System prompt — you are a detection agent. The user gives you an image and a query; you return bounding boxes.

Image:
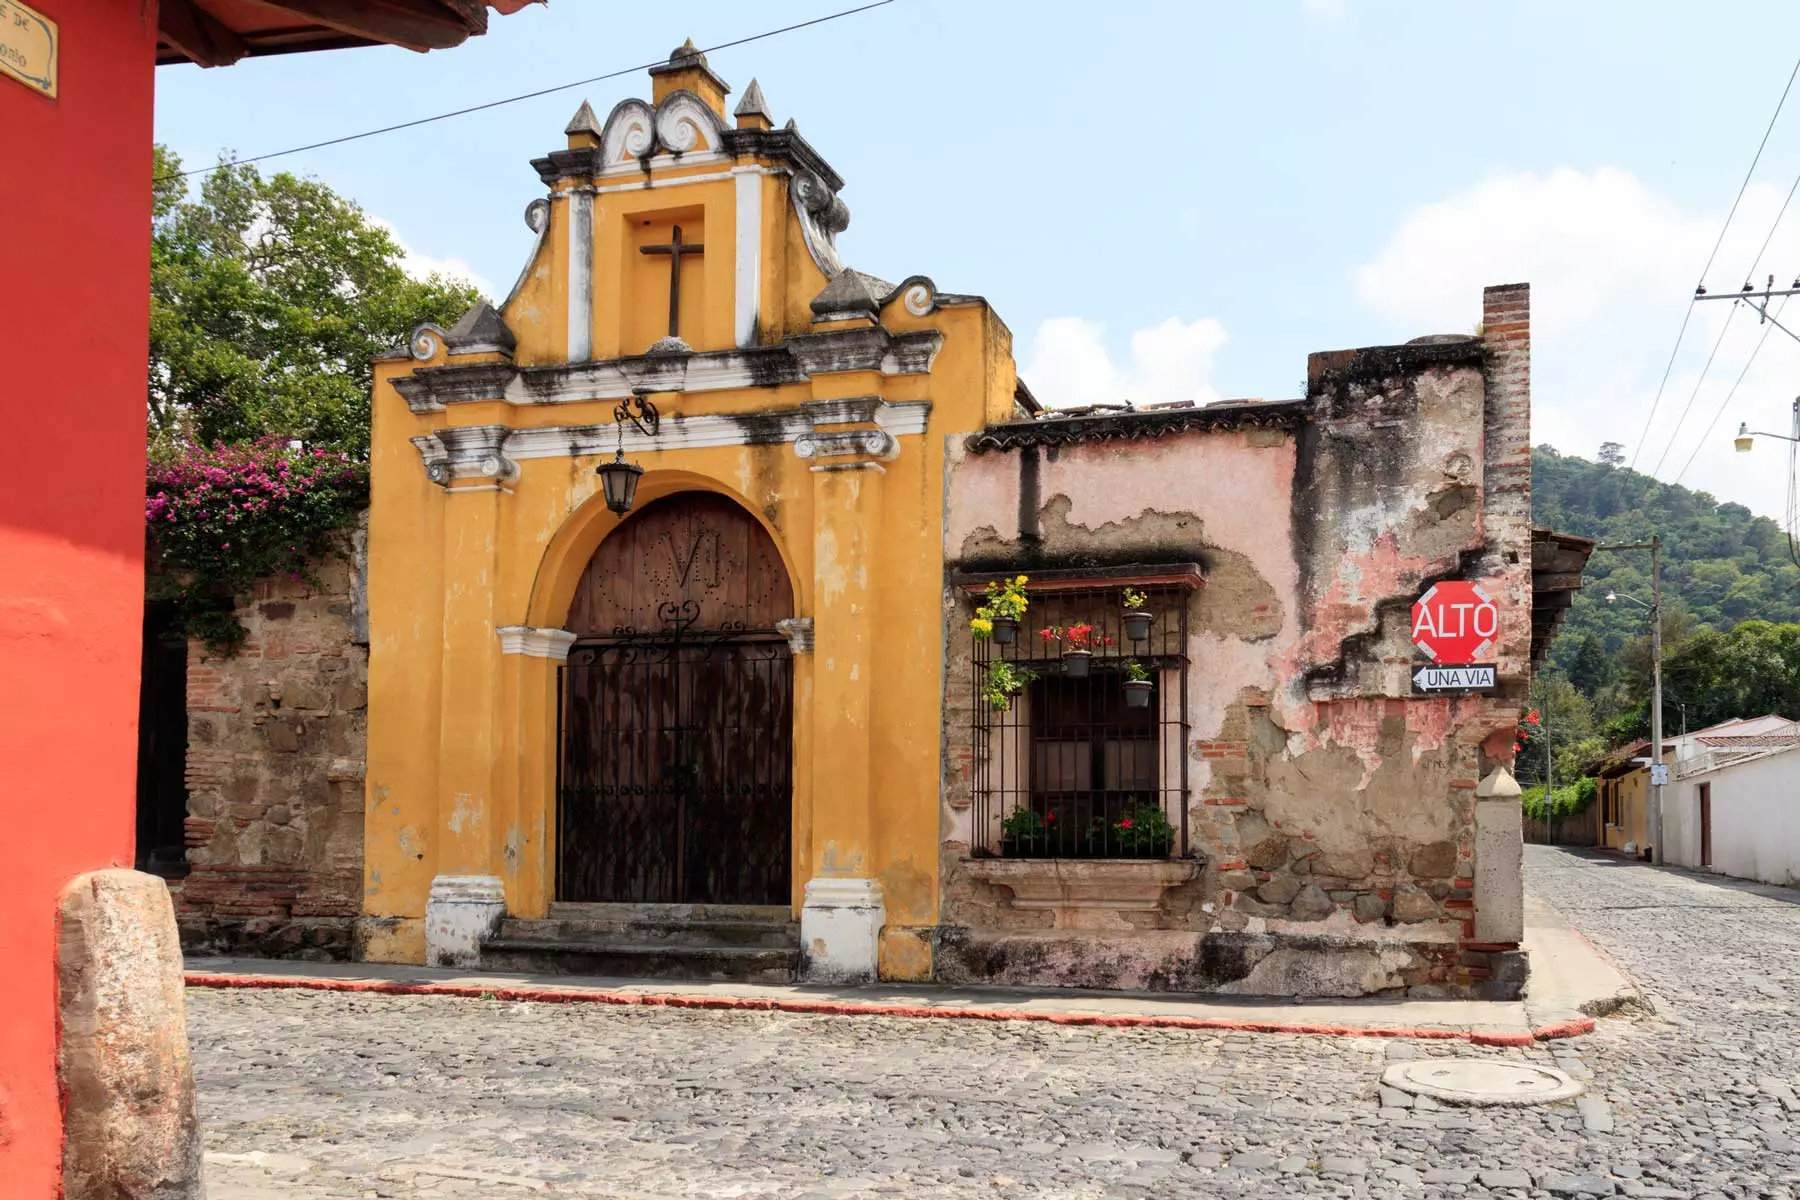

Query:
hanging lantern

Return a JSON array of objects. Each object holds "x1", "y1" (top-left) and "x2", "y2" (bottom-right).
[
  {"x1": 597, "y1": 396, "x2": 659, "y2": 515},
  {"x1": 597, "y1": 448, "x2": 644, "y2": 515}
]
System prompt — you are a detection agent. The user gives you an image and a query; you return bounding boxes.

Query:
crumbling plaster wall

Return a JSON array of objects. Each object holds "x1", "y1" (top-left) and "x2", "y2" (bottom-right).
[
  {"x1": 937, "y1": 303, "x2": 1532, "y2": 997},
  {"x1": 171, "y1": 530, "x2": 368, "y2": 960}
]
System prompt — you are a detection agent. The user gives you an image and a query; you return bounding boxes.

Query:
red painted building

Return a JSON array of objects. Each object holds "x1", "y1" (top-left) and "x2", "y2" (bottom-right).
[{"x1": 0, "y1": 3, "x2": 530, "y2": 1193}]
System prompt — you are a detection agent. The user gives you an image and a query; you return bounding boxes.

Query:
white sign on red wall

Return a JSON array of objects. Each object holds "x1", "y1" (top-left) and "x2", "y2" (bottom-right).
[{"x1": 1411, "y1": 581, "x2": 1499, "y2": 665}]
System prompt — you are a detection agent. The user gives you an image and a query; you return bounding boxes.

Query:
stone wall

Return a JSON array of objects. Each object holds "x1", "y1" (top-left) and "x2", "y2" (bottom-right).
[
  {"x1": 936, "y1": 287, "x2": 1532, "y2": 999},
  {"x1": 171, "y1": 524, "x2": 368, "y2": 960}
]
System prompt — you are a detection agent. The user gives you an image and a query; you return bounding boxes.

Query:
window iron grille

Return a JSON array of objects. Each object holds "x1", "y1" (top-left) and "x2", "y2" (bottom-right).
[{"x1": 969, "y1": 583, "x2": 1190, "y2": 859}]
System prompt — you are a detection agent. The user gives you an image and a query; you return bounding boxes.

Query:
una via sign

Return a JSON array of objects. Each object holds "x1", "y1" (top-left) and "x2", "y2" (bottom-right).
[
  {"x1": 0, "y1": 0, "x2": 56, "y2": 98},
  {"x1": 1413, "y1": 664, "x2": 1496, "y2": 692}
]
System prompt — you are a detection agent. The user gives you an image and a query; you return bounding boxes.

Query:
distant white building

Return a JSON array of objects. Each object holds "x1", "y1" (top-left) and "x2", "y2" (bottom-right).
[
  {"x1": 1661, "y1": 717, "x2": 1800, "y2": 886},
  {"x1": 1593, "y1": 715, "x2": 1800, "y2": 864}
]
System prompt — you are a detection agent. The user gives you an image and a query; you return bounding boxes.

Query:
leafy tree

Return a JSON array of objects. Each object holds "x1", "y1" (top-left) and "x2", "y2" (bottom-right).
[
  {"x1": 1597, "y1": 441, "x2": 1626, "y2": 467},
  {"x1": 149, "y1": 145, "x2": 481, "y2": 455},
  {"x1": 1515, "y1": 672, "x2": 1602, "y2": 787},
  {"x1": 1655, "y1": 620, "x2": 1800, "y2": 731},
  {"x1": 1535, "y1": 445, "x2": 1800, "y2": 685},
  {"x1": 1566, "y1": 634, "x2": 1613, "y2": 697}
]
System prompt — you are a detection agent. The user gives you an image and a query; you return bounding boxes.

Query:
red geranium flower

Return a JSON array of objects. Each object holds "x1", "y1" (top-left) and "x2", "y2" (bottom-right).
[{"x1": 1120, "y1": 817, "x2": 1134, "y2": 829}]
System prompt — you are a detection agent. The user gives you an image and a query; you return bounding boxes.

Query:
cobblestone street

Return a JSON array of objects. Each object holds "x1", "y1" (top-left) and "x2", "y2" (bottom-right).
[{"x1": 194, "y1": 847, "x2": 1800, "y2": 1199}]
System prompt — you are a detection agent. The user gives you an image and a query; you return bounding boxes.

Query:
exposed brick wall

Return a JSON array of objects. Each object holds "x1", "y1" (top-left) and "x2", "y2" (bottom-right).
[{"x1": 169, "y1": 525, "x2": 367, "y2": 960}]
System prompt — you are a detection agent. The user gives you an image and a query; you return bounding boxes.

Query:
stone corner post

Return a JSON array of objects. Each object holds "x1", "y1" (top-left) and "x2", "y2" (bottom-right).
[
  {"x1": 57, "y1": 868, "x2": 203, "y2": 1199},
  {"x1": 1472, "y1": 764, "x2": 1525, "y2": 946}
]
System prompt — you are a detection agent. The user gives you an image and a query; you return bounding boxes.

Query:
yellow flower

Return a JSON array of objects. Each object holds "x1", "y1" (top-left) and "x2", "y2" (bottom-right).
[{"x1": 970, "y1": 616, "x2": 994, "y2": 638}]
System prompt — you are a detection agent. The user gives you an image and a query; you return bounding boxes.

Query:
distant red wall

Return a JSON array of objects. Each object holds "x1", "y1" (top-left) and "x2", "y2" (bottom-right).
[{"x1": 0, "y1": 2, "x2": 160, "y2": 1193}]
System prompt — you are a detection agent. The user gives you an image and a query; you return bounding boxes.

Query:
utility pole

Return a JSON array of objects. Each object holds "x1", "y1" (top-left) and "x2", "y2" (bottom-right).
[
  {"x1": 1599, "y1": 537, "x2": 1664, "y2": 863},
  {"x1": 1545, "y1": 696, "x2": 1554, "y2": 838},
  {"x1": 1652, "y1": 535, "x2": 1664, "y2": 864}
]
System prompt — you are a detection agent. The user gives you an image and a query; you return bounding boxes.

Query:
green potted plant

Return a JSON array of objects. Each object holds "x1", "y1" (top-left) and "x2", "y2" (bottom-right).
[
  {"x1": 972, "y1": 575, "x2": 1030, "y2": 644},
  {"x1": 982, "y1": 660, "x2": 1035, "y2": 710},
  {"x1": 1039, "y1": 622, "x2": 1106, "y2": 678},
  {"x1": 1109, "y1": 799, "x2": 1175, "y2": 858},
  {"x1": 1121, "y1": 587, "x2": 1152, "y2": 642},
  {"x1": 1122, "y1": 659, "x2": 1152, "y2": 707},
  {"x1": 1000, "y1": 805, "x2": 1058, "y2": 857}
]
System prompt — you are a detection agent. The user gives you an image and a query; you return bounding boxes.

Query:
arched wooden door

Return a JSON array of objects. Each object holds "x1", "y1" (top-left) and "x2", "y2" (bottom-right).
[{"x1": 557, "y1": 492, "x2": 794, "y2": 905}]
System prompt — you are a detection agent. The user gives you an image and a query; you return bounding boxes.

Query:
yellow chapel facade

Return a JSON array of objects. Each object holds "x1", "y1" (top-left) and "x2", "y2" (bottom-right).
[{"x1": 363, "y1": 42, "x2": 1014, "y2": 981}]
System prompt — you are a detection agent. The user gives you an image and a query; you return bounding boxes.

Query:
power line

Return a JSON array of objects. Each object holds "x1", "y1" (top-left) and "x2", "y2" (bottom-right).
[
  {"x1": 1630, "y1": 51, "x2": 1800, "y2": 471},
  {"x1": 1651, "y1": 301, "x2": 1740, "y2": 477},
  {"x1": 1670, "y1": 297, "x2": 1786, "y2": 486},
  {"x1": 1661, "y1": 163, "x2": 1800, "y2": 482},
  {"x1": 156, "y1": 0, "x2": 897, "y2": 183}
]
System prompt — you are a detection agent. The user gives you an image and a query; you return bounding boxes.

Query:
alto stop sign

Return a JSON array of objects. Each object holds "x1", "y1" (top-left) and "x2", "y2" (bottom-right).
[{"x1": 1411, "y1": 581, "x2": 1499, "y2": 664}]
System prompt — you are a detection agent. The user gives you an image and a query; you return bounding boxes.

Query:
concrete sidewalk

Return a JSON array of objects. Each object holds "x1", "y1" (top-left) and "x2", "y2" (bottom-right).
[{"x1": 185, "y1": 897, "x2": 1639, "y2": 1045}]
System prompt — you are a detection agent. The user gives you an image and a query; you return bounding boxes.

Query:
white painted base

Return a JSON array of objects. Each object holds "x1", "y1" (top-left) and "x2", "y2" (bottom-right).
[
  {"x1": 425, "y1": 875, "x2": 506, "y2": 968},
  {"x1": 800, "y1": 877, "x2": 885, "y2": 984}
]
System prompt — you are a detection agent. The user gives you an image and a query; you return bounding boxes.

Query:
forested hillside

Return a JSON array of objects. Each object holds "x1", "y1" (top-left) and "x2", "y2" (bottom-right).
[{"x1": 1522, "y1": 444, "x2": 1800, "y2": 784}]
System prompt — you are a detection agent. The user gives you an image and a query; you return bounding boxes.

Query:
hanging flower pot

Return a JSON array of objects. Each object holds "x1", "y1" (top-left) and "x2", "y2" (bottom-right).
[
  {"x1": 1121, "y1": 587, "x2": 1152, "y2": 642},
  {"x1": 1122, "y1": 659, "x2": 1152, "y2": 708},
  {"x1": 1062, "y1": 648, "x2": 1092, "y2": 678},
  {"x1": 990, "y1": 616, "x2": 1018, "y2": 644},
  {"x1": 982, "y1": 660, "x2": 1034, "y2": 710}
]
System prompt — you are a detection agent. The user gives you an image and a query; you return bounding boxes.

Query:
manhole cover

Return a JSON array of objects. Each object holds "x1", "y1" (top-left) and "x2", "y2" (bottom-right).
[{"x1": 1382, "y1": 1059, "x2": 1583, "y2": 1107}]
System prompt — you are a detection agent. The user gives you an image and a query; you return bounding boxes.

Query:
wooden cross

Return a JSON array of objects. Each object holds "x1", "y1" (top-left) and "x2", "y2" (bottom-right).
[{"x1": 639, "y1": 225, "x2": 704, "y2": 339}]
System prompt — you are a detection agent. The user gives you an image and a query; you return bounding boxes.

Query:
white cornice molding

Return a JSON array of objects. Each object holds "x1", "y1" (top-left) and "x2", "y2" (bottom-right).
[
  {"x1": 411, "y1": 399, "x2": 930, "y2": 482},
  {"x1": 496, "y1": 626, "x2": 578, "y2": 660},
  {"x1": 389, "y1": 328, "x2": 944, "y2": 414}
]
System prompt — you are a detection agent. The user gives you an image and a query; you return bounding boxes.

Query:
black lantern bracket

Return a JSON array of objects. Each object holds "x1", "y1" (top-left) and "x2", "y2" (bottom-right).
[{"x1": 616, "y1": 394, "x2": 661, "y2": 438}]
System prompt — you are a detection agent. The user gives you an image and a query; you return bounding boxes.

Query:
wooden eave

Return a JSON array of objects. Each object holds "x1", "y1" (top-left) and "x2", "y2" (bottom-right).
[
  {"x1": 156, "y1": 0, "x2": 538, "y2": 67},
  {"x1": 1531, "y1": 526, "x2": 1596, "y2": 667}
]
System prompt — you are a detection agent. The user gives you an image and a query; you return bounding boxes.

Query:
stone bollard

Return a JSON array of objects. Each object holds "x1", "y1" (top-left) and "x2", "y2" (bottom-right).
[{"x1": 57, "y1": 869, "x2": 203, "y2": 1199}]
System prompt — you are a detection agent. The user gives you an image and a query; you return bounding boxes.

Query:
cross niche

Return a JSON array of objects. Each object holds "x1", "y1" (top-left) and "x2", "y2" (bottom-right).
[{"x1": 639, "y1": 222, "x2": 705, "y2": 342}]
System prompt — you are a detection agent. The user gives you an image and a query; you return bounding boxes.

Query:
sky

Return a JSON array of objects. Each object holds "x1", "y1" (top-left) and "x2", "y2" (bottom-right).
[{"x1": 154, "y1": 0, "x2": 1800, "y2": 522}]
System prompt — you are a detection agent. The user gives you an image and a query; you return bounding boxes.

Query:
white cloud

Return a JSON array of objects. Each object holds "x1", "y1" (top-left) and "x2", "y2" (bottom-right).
[
  {"x1": 1022, "y1": 316, "x2": 1230, "y2": 410},
  {"x1": 1354, "y1": 166, "x2": 1800, "y2": 521},
  {"x1": 1302, "y1": 0, "x2": 1346, "y2": 20},
  {"x1": 370, "y1": 216, "x2": 496, "y2": 298}
]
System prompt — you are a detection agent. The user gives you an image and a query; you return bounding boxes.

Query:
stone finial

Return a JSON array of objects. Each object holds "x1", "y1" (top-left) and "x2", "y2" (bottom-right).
[
  {"x1": 810, "y1": 268, "x2": 889, "y2": 324},
  {"x1": 649, "y1": 35, "x2": 731, "y2": 117},
  {"x1": 565, "y1": 99, "x2": 602, "y2": 148},
  {"x1": 1474, "y1": 764, "x2": 1522, "y2": 800},
  {"x1": 734, "y1": 77, "x2": 772, "y2": 130},
  {"x1": 443, "y1": 301, "x2": 517, "y2": 357}
]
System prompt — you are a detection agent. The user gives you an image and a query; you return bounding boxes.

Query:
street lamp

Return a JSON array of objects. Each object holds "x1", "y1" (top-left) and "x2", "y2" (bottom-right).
[
  {"x1": 1594, "y1": 537, "x2": 1664, "y2": 863},
  {"x1": 1733, "y1": 397, "x2": 1800, "y2": 453}
]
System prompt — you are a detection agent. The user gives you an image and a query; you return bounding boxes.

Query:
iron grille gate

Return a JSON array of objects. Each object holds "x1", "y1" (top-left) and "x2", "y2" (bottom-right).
[{"x1": 556, "y1": 607, "x2": 793, "y2": 905}]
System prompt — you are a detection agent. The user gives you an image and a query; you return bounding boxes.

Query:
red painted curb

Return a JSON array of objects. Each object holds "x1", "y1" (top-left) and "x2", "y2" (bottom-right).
[{"x1": 183, "y1": 972, "x2": 1596, "y2": 1043}]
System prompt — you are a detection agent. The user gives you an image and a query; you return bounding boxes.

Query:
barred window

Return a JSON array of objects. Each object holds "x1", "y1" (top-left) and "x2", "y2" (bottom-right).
[{"x1": 966, "y1": 574, "x2": 1194, "y2": 859}]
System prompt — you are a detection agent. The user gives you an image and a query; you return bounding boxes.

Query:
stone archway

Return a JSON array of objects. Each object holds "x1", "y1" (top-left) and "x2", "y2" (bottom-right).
[{"x1": 556, "y1": 492, "x2": 795, "y2": 904}]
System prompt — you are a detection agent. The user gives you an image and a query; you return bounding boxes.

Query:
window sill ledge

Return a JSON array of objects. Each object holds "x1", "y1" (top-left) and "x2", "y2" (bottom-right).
[{"x1": 961, "y1": 857, "x2": 1200, "y2": 923}]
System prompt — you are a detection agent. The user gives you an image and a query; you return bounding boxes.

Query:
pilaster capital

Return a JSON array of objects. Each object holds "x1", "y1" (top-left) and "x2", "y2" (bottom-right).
[
  {"x1": 412, "y1": 426, "x2": 520, "y2": 490},
  {"x1": 496, "y1": 626, "x2": 578, "y2": 660},
  {"x1": 774, "y1": 617, "x2": 815, "y2": 654}
]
